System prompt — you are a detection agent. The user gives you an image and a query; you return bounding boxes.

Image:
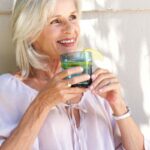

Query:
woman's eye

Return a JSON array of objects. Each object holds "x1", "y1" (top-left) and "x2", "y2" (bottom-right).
[
  {"x1": 50, "y1": 19, "x2": 61, "y2": 24},
  {"x1": 69, "y1": 15, "x2": 77, "y2": 20}
]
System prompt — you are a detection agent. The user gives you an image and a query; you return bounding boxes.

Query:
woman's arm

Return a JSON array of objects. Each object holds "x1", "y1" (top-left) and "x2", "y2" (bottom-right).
[
  {"x1": 0, "y1": 67, "x2": 88, "y2": 150},
  {"x1": 112, "y1": 101, "x2": 144, "y2": 150},
  {"x1": 90, "y1": 68, "x2": 144, "y2": 150},
  {"x1": 0, "y1": 98, "x2": 51, "y2": 150}
]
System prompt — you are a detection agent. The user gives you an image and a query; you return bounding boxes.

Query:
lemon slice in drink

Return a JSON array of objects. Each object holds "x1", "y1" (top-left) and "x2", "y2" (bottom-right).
[{"x1": 83, "y1": 48, "x2": 104, "y2": 61}]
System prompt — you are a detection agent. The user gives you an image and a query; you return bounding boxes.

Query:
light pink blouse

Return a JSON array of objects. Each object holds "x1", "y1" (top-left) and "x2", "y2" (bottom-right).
[{"x1": 0, "y1": 74, "x2": 149, "y2": 150}]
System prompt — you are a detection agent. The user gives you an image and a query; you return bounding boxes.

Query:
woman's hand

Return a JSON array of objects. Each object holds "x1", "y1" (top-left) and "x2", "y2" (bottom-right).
[
  {"x1": 90, "y1": 68, "x2": 127, "y2": 115},
  {"x1": 36, "y1": 67, "x2": 90, "y2": 107}
]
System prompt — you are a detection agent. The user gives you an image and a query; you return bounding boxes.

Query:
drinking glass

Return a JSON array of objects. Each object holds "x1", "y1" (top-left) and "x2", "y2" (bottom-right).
[{"x1": 60, "y1": 51, "x2": 92, "y2": 87}]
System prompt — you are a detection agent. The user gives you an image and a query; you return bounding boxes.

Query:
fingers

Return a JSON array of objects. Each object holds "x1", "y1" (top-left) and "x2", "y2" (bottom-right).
[
  {"x1": 57, "y1": 67, "x2": 84, "y2": 79},
  {"x1": 50, "y1": 72, "x2": 90, "y2": 91},
  {"x1": 96, "y1": 82, "x2": 120, "y2": 93},
  {"x1": 63, "y1": 87, "x2": 87, "y2": 94},
  {"x1": 91, "y1": 68, "x2": 108, "y2": 80},
  {"x1": 54, "y1": 66, "x2": 90, "y2": 88},
  {"x1": 90, "y1": 68, "x2": 120, "y2": 93},
  {"x1": 55, "y1": 87, "x2": 86, "y2": 103},
  {"x1": 62, "y1": 93, "x2": 83, "y2": 102},
  {"x1": 66, "y1": 74, "x2": 90, "y2": 87},
  {"x1": 58, "y1": 74, "x2": 90, "y2": 89},
  {"x1": 40, "y1": 67, "x2": 90, "y2": 106},
  {"x1": 96, "y1": 79, "x2": 118, "y2": 91},
  {"x1": 91, "y1": 73, "x2": 116, "y2": 90}
]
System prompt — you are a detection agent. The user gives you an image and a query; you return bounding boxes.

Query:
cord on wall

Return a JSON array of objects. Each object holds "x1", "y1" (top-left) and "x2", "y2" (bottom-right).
[{"x1": 1, "y1": 9, "x2": 150, "y2": 16}]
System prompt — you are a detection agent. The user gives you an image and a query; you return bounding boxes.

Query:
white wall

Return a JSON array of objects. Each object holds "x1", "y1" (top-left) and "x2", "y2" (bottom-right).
[
  {"x1": 81, "y1": 1, "x2": 150, "y2": 138},
  {"x1": 0, "y1": 0, "x2": 150, "y2": 137}
]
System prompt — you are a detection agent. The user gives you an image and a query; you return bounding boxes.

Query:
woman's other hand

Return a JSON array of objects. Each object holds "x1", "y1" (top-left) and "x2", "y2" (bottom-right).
[{"x1": 90, "y1": 68, "x2": 127, "y2": 115}]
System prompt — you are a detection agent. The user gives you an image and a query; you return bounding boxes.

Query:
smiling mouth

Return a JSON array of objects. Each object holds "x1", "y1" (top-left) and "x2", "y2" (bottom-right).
[{"x1": 57, "y1": 38, "x2": 76, "y2": 47}]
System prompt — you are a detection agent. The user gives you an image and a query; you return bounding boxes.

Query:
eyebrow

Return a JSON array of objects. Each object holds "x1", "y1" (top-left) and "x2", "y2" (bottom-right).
[{"x1": 51, "y1": 11, "x2": 77, "y2": 18}]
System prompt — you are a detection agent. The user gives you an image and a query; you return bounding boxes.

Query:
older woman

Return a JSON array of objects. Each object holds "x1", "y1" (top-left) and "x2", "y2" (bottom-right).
[{"x1": 0, "y1": 0, "x2": 148, "y2": 149}]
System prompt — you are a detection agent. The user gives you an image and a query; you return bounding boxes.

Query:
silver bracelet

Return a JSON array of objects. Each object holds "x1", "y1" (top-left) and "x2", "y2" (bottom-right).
[{"x1": 113, "y1": 107, "x2": 131, "y2": 121}]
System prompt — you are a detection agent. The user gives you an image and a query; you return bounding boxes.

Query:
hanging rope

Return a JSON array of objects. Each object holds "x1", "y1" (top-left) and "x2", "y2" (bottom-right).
[{"x1": 1, "y1": 8, "x2": 150, "y2": 16}]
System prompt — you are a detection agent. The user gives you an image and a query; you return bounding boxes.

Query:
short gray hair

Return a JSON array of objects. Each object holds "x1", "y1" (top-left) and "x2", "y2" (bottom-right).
[{"x1": 12, "y1": 0, "x2": 81, "y2": 78}]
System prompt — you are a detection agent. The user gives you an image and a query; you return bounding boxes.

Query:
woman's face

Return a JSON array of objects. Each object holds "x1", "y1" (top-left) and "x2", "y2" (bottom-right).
[{"x1": 33, "y1": 0, "x2": 80, "y2": 58}]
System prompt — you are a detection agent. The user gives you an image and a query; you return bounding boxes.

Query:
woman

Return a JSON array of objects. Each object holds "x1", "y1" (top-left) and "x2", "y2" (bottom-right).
[{"x1": 0, "y1": 0, "x2": 148, "y2": 149}]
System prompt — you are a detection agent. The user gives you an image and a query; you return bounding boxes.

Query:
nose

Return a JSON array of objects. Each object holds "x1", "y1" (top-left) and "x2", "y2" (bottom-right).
[{"x1": 63, "y1": 21, "x2": 74, "y2": 34}]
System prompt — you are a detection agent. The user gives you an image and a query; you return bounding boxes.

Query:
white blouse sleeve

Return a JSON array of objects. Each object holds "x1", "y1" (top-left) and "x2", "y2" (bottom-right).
[
  {"x1": 0, "y1": 123, "x2": 17, "y2": 146},
  {"x1": 0, "y1": 74, "x2": 39, "y2": 149},
  {"x1": 0, "y1": 97, "x2": 18, "y2": 146},
  {"x1": 94, "y1": 94, "x2": 150, "y2": 150},
  {"x1": 0, "y1": 85, "x2": 23, "y2": 146},
  {"x1": 111, "y1": 120, "x2": 125, "y2": 150},
  {"x1": 144, "y1": 136, "x2": 150, "y2": 150},
  {"x1": 0, "y1": 114, "x2": 39, "y2": 150},
  {"x1": 92, "y1": 94, "x2": 125, "y2": 149},
  {"x1": 0, "y1": 75, "x2": 21, "y2": 145},
  {"x1": 104, "y1": 104, "x2": 125, "y2": 150},
  {"x1": 104, "y1": 101, "x2": 150, "y2": 150}
]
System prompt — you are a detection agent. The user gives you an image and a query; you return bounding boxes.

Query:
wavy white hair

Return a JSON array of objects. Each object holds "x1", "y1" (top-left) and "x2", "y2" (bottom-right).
[{"x1": 12, "y1": 0, "x2": 81, "y2": 78}]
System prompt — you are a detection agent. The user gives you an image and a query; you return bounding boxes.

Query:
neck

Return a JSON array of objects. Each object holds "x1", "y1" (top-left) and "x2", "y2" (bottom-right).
[{"x1": 30, "y1": 59, "x2": 61, "y2": 81}]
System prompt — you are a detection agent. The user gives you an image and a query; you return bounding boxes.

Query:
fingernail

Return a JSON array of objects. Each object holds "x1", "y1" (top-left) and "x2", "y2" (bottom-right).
[
  {"x1": 92, "y1": 74, "x2": 96, "y2": 80},
  {"x1": 79, "y1": 67, "x2": 84, "y2": 72},
  {"x1": 87, "y1": 74, "x2": 91, "y2": 79},
  {"x1": 84, "y1": 74, "x2": 90, "y2": 80}
]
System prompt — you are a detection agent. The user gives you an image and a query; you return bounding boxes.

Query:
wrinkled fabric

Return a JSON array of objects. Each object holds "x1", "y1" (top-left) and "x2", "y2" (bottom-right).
[{"x1": 0, "y1": 74, "x2": 148, "y2": 150}]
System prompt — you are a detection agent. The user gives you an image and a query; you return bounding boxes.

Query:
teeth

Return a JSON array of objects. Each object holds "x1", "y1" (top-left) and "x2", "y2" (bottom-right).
[{"x1": 59, "y1": 39, "x2": 74, "y2": 44}]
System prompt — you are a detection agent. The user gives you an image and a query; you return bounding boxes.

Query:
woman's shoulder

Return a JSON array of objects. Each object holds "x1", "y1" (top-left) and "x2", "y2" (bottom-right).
[
  {"x1": 0, "y1": 73, "x2": 14, "y2": 87},
  {"x1": 0, "y1": 73, "x2": 37, "y2": 96},
  {"x1": 0, "y1": 73, "x2": 19, "y2": 95},
  {"x1": 0, "y1": 73, "x2": 17, "y2": 87},
  {"x1": 0, "y1": 73, "x2": 38, "y2": 126},
  {"x1": 0, "y1": 73, "x2": 38, "y2": 112}
]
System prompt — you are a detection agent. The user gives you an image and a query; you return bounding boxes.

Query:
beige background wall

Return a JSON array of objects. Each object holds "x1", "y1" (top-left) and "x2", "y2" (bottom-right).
[
  {"x1": 0, "y1": 0, "x2": 16, "y2": 73},
  {"x1": 0, "y1": 0, "x2": 150, "y2": 139}
]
